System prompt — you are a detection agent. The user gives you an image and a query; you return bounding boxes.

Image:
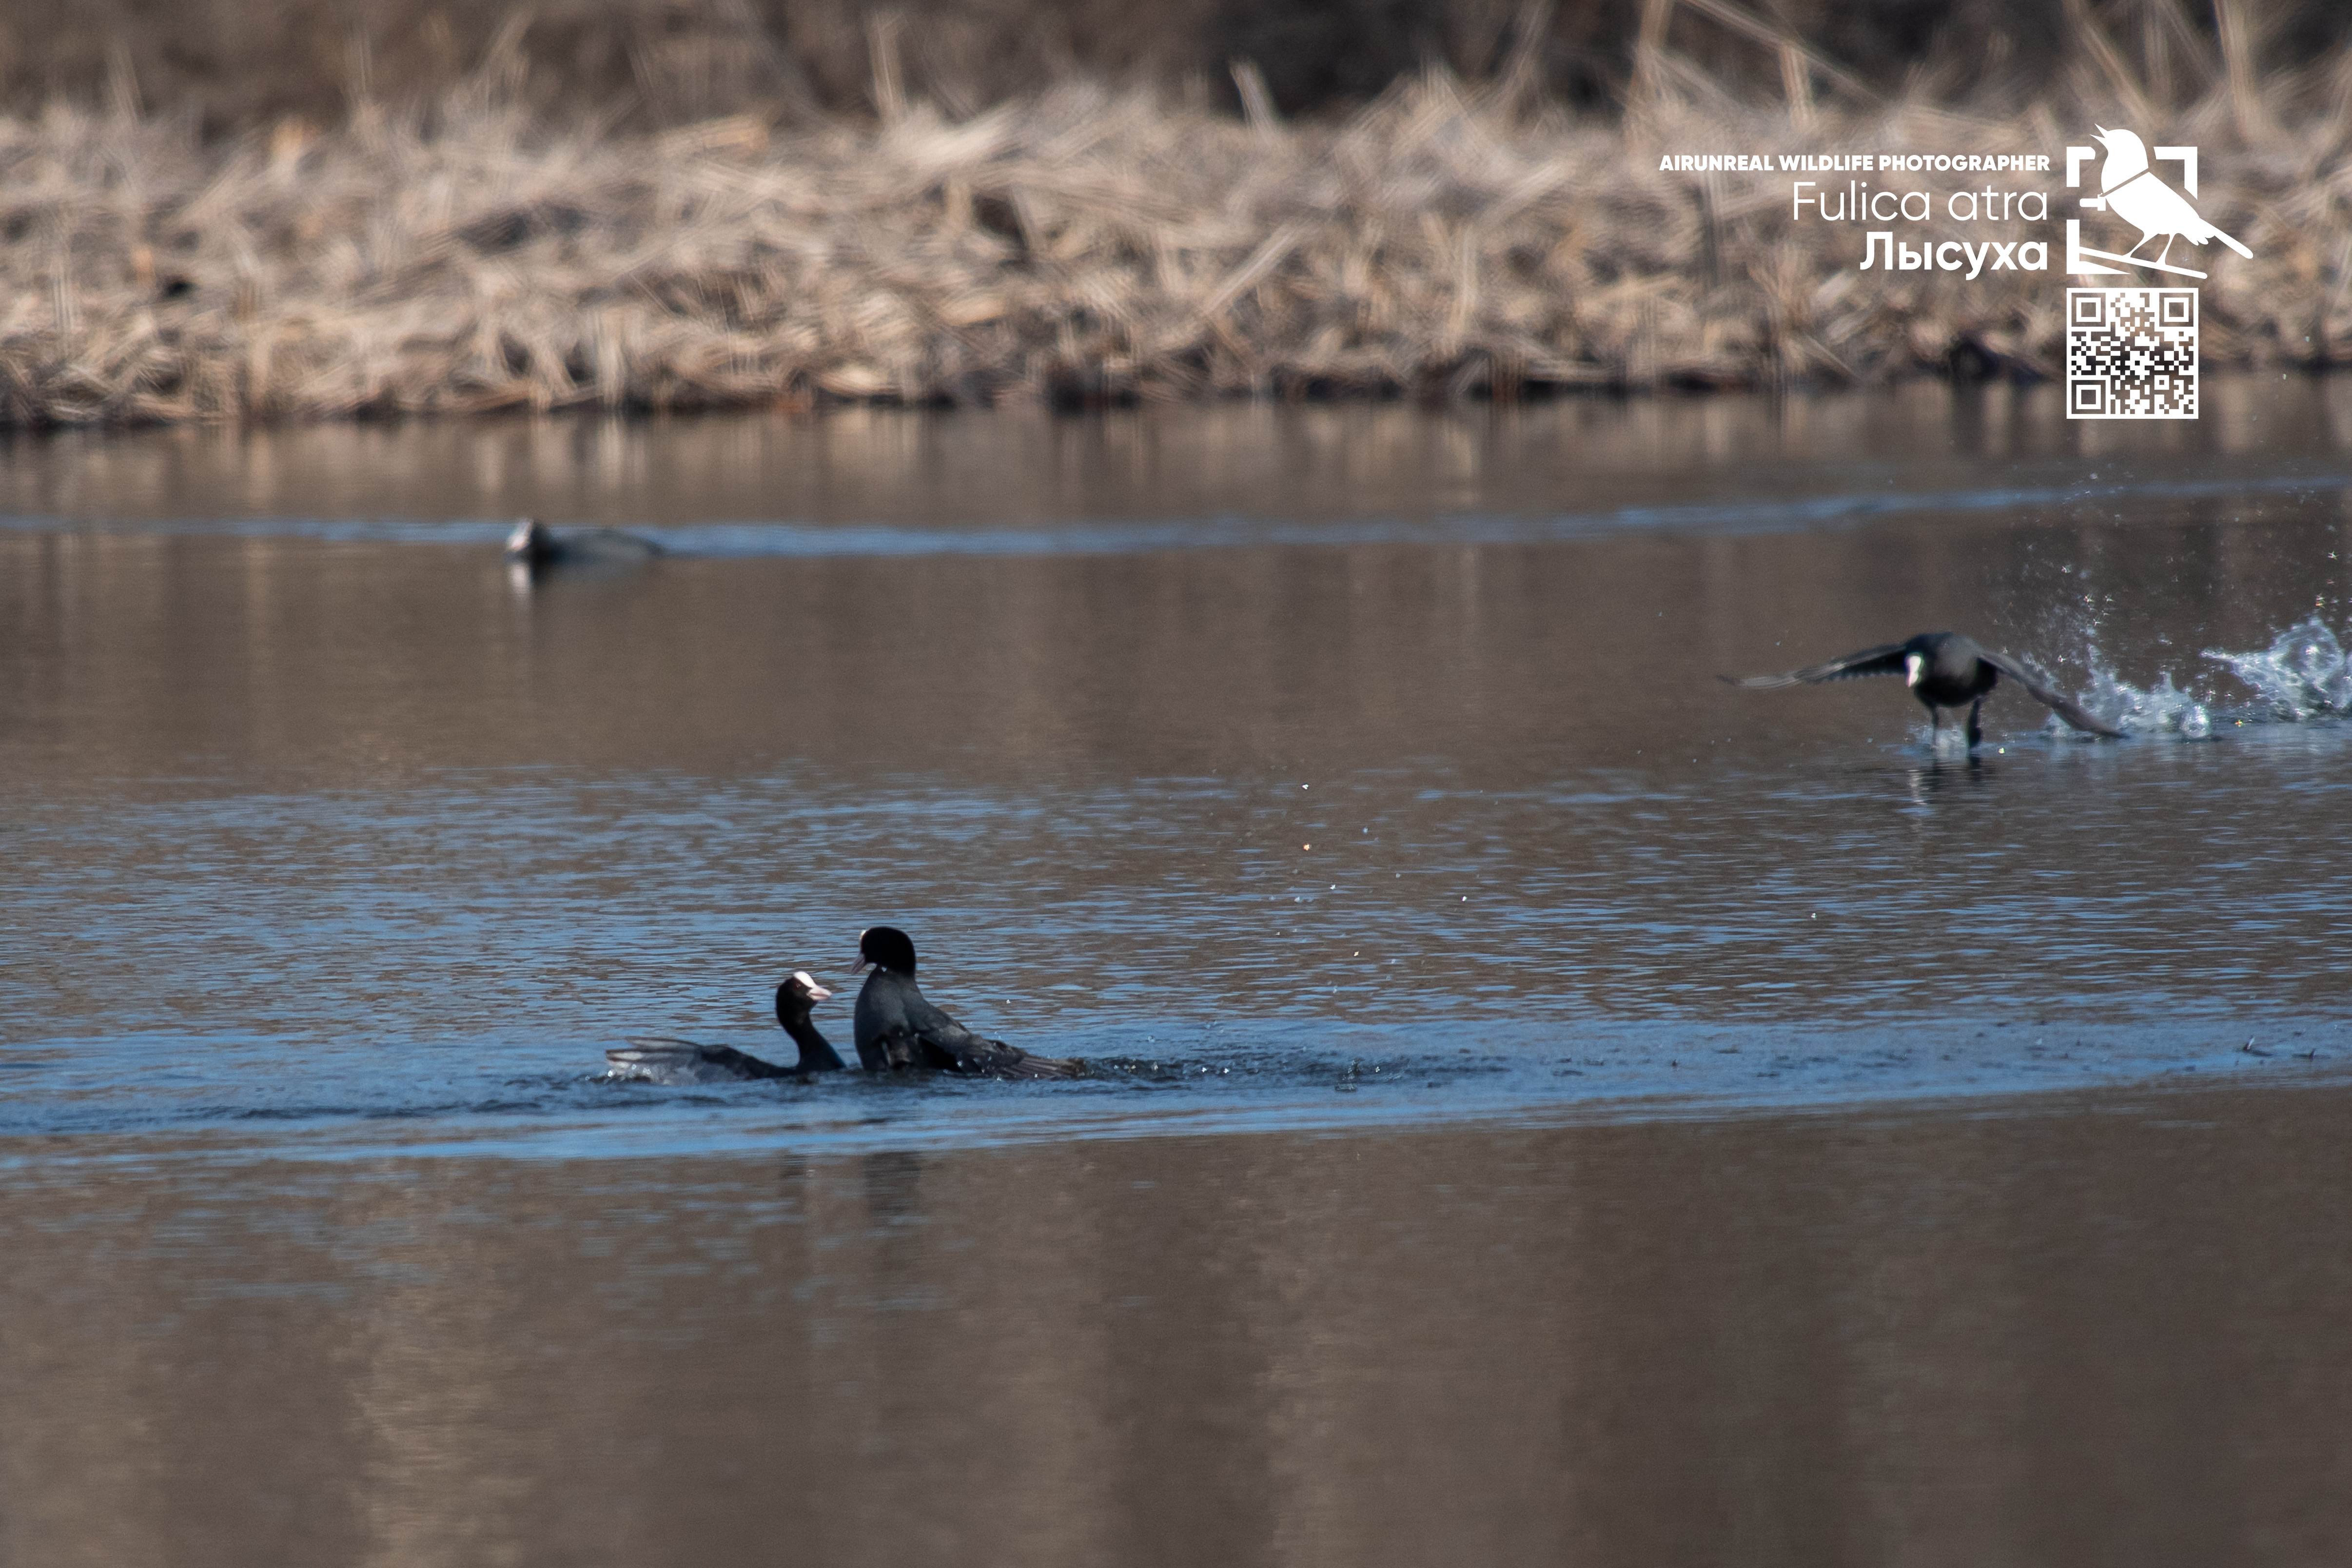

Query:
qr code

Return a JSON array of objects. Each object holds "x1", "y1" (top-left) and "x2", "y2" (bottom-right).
[{"x1": 2066, "y1": 288, "x2": 2197, "y2": 419}]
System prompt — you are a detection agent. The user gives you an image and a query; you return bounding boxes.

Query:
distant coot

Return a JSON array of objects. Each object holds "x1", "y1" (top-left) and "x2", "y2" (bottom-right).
[
  {"x1": 605, "y1": 970, "x2": 847, "y2": 1084},
  {"x1": 505, "y1": 516, "x2": 664, "y2": 577},
  {"x1": 851, "y1": 926, "x2": 1082, "y2": 1079},
  {"x1": 1724, "y1": 631, "x2": 2124, "y2": 747},
  {"x1": 505, "y1": 517, "x2": 565, "y2": 571}
]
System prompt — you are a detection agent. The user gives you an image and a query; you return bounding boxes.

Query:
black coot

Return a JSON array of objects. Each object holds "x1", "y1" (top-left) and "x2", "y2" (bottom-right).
[
  {"x1": 850, "y1": 926, "x2": 1081, "y2": 1080},
  {"x1": 1724, "y1": 631, "x2": 2125, "y2": 746},
  {"x1": 505, "y1": 517, "x2": 664, "y2": 577},
  {"x1": 606, "y1": 971, "x2": 847, "y2": 1083}
]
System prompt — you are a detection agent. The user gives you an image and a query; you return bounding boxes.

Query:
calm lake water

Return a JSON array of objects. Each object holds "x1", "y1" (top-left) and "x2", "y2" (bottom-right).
[{"x1": 6, "y1": 379, "x2": 2352, "y2": 1561}]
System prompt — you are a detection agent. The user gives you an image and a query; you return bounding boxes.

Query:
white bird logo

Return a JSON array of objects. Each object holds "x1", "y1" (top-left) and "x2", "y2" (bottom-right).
[{"x1": 2085, "y1": 126, "x2": 2251, "y2": 271}]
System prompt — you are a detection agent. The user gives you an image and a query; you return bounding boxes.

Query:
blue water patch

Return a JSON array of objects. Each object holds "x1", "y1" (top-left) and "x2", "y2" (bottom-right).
[
  {"x1": 7, "y1": 734, "x2": 2351, "y2": 1163},
  {"x1": 2, "y1": 469, "x2": 2347, "y2": 558},
  {"x1": 0, "y1": 1014, "x2": 2340, "y2": 1168}
]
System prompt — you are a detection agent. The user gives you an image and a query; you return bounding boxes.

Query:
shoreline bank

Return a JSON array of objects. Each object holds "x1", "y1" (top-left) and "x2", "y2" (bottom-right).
[{"x1": 1, "y1": 71, "x2": 2337, "y2": 429}]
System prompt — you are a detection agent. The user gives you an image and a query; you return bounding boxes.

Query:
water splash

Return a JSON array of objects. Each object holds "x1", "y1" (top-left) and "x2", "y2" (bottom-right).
[
  {"x1": 2080, "y1": 667, "x2": 2212, "y2": 738},
  {"x1": 2203, "y1": 620, "x2": 2352, "y2": 721},
  {"x1": 2064, "y1": 618, "x2": 2352, "y2": 739}
]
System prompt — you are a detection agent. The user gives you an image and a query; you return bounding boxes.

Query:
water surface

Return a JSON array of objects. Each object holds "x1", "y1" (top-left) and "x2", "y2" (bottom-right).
[
  {"x1": 6, "y1": 1081, "x2": 2352, "y2": 1566},
  {"x1": 7, "y1": 379, "x2": 2352, "y2": 1154},
  {"x1": 7, "y1": 379, "x2": 2352, "y2": 1561}
]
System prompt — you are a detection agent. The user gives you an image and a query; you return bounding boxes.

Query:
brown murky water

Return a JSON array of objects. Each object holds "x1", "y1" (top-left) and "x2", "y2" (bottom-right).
[
  {"x1": 6, "y1": 380, "x2": 2352, "y2": 1560},
  {"x1": 6, "y1": 1081, "x2": 2352, "y2": 1566}
]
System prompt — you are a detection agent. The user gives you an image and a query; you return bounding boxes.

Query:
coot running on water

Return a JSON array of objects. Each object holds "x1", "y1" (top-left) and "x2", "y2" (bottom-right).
[
  {"x1": 851, "y1": 926, "x2": 1082, "y2": 1079},
  {"x1": 1724, "y1": 631, "x2": 2124, "y2": 747},
  {"x1": 606, "y1": 971, "x2": 847, "y2": 1084}
]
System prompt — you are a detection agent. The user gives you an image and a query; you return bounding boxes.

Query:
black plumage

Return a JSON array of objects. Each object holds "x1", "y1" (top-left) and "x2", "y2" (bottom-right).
[
  {"x1": 606, "y1": 970, "x2": 846, "y2": 1083},
  {"x1": 505, "y1": 516, "x2": 664, "y2": 577},
  {"x1": 851, "y1": 926, "x2": 1082, "y2": 1080},
  {"x1": 1725, "y1": 631, "x2": 2124, "y2": 746},
  {"x1": 505, "y1": 517, "x2": 566, "y2": 571}
]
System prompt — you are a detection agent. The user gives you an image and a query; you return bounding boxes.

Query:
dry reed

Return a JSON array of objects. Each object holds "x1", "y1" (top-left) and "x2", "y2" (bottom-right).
[{"x1": 0, "y1": 8, "x2": 2347, "y2": 425}]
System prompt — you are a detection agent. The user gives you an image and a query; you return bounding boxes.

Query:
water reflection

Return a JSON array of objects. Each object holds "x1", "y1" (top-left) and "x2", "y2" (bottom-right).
[
  {"x1": 3, "y1": 376, "x2": 2351, "y2": 533},
  {"x1": 6, "y1": 501, "x2": 2350, "y2": 789},
  {"x1": 1, "y1": 1080, "x2": 2347, "y2": 1565},
  {"x1": 1898, "y1": 755, "x2": 1992, "y2": 809}
]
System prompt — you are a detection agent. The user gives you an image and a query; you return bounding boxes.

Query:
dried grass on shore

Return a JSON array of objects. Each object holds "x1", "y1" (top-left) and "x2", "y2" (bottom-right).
[{"x1": 1, "y1": 34, "x2": 2346, "y2": 425}]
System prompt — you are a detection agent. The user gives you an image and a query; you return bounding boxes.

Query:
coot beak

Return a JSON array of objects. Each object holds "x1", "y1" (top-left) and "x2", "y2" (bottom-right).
[
  {"x1": 849, "y1": 955, "x2": 869, "y2": 976},
  {"x1": 805, "y1": 982, "x2": 834, "y2": 1002}
]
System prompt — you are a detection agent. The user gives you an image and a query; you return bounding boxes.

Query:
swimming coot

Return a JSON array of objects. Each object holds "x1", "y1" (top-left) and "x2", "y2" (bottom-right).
[
  {"x1": 505, "y1": 516, "x2": 665, "y2": 577},
  {"x1": 606, "y1": 971, "x2": 847, "y2": 1083},
  {"x1": 850, "y1": 926, "x2": 1081, "y2": 1079},
  {"x1": 1724, "y1": 631, "x2": 2124, "y2": 746},
  {"x1": 505, "y1": 517, "x2": 564, "y2": 570}
]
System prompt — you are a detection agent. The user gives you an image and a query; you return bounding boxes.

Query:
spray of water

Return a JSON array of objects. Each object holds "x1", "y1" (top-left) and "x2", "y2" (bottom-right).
[
  {"x1": 2063, "y1": 618, "x2": 2352, "y2": 739},
  {"x1": 2089, "y1": 667, "x2": 2210, "y2": 738},
  {"x1": 2203, "y1": 620, "x2": 2352, "y2": 720}
]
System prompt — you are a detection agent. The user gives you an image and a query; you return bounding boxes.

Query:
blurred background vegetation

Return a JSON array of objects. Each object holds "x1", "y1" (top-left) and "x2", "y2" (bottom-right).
[
  {"x1": 9, "y1": 0, "x2": 2349, "y2": 132},
  {"x1": 0, "y1": 1, "x2": 2341, "y2": 424}
]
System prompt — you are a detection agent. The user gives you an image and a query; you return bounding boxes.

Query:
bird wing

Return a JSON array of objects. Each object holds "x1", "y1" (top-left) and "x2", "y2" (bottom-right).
[
  {"x1": 957, "y1": 1039, "x2": 1083, "y2": 1079},
  {"x1": 606, "y1": 1038, "x2": 788, "y2": 1081},
  {"x1": 863, "y1": 1025, "x2": 934, "y2": 1072},
  {"x1": 1979, "y1": 650, "x2": 2125, "y2": 737},
  {"x1": 926, "y1": 1031, "x2": 1082, "y2": 1079},
  {"x1": 1721, "y1": 642, "x2": 1910, "y2": 689},
  {"x1": 607, "y1": 1036, "x2": 709, "y2": 1067},
  {"x1": 922, "y1": 1029, "x2": 1077, "y2": 1081},
  {"x1": 885, "y1": 996, "x2": 1080, "y2": 1079},
  {"x1": 1000, "y1": 1049, "x2": 1084, "y2": 1080},
  {"x1": 861, "y1": 987, "x2": 991, "y2": 1072}
]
